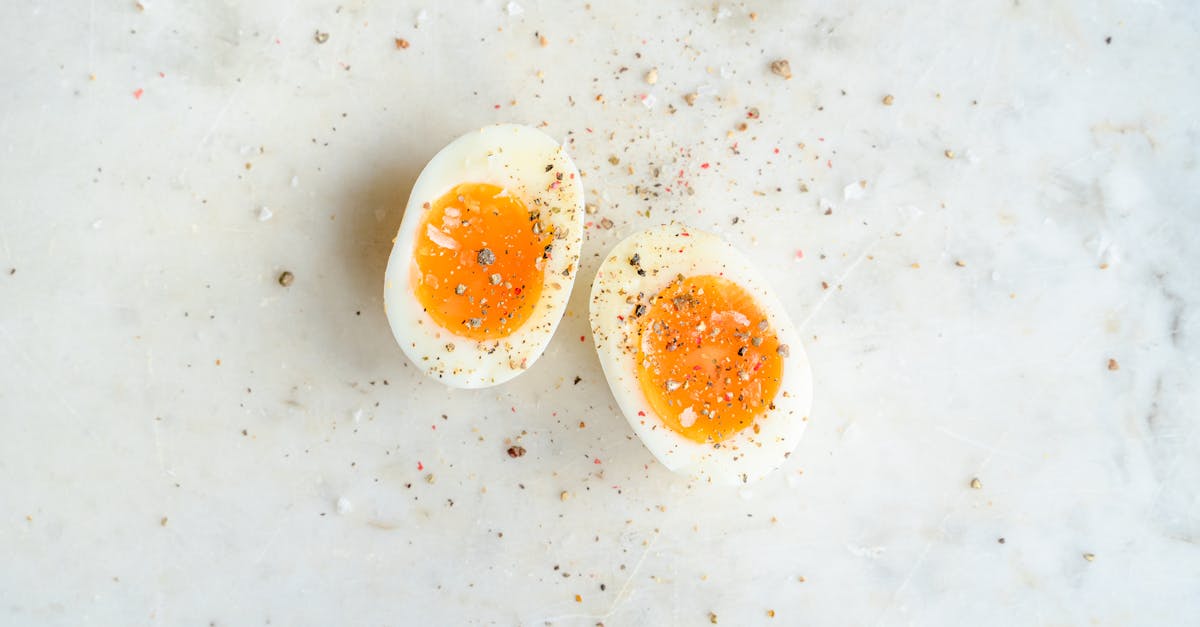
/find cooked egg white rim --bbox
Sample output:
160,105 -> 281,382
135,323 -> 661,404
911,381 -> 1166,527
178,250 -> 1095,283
589,223 -> 812,484
384,124 -> 584,388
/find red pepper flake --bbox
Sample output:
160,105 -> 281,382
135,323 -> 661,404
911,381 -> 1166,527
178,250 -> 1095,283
585,128 -> 593,133
132,88 -> 144,100
593,458 -> 602,465
795,250 -> 804,260
773,147 -> 780,154
431,424 -> 436,430
580,335 -> 586,342
514,287 -> 522,295
617,315 -> 625,321
818,137 -> 825,142
275,38 -> 281,45
158,72 -> 165,78
511,406 -> 516,413
681,231 -> 691,237
827,159 -> 832,169
417,461 -> 424,471
494,104 -> 501,110
638,410 -> 646,416
700,162 -> 710,169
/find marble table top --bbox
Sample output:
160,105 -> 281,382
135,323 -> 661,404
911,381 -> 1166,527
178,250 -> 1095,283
2,0 -> 1198,625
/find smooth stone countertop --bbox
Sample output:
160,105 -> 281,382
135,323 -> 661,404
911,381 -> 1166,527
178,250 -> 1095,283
2,0 -> 1198,625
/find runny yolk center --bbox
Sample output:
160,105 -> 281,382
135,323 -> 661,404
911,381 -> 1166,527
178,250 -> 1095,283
413,182 -> 552,340
635,274 -> 784,443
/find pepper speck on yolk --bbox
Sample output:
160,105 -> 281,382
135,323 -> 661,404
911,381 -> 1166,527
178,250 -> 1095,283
413,182 -> 552,340
635,275 -> 783,443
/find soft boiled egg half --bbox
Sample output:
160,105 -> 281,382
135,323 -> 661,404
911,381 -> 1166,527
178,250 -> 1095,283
384,124 -> 584,388
590,224 -> 812,484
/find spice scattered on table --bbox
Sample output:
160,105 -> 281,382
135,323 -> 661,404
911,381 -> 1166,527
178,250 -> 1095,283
314,31 -> 329,44
970,477 -> 983,489
882,94 -> 895,106
1083,552 -> 1096,561
769,59 -> 792,79
1107,358 -> 1119,371
507,445 -> 526,458
644,68 -> 658,85
395,37 -> 410,49
944,149 -> 956,159
683,92 -> 698,106
278,271 -> 294,287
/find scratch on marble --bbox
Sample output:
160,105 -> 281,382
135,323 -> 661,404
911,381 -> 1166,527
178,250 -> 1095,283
936,426 -> 1034,462
530,528 -> 662,624
87,0 -> 95,74
178,7 -> 295,182
873,424 -> 1014,626
799,210 -> 923,332
0,322 -> 89,435
152,418 -> 173,477
253,519 -> 286,564
798,237 -> 879,333
178,86 -> 242,182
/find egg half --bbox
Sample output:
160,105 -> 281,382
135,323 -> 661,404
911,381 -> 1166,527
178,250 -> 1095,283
384,124 -> 584,388
589,224 -> 812,484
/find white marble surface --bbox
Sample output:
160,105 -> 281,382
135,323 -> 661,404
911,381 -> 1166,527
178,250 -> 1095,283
2,0 -> 1198,625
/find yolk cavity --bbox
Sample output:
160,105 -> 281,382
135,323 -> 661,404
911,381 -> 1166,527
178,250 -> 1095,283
635,275 -> 783,443
414,182 -> 551,340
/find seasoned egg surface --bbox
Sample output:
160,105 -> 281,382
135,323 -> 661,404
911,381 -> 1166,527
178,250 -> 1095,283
384,124 -> 583,388
589,224 -> 812,484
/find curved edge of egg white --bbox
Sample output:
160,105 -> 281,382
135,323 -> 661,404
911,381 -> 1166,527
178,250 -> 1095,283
383,123 -> 584,389
589,223 -> 813,485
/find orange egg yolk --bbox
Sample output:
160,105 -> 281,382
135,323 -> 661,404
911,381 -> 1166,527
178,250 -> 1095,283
635,275 -> 783,443
413,182 -> 552,340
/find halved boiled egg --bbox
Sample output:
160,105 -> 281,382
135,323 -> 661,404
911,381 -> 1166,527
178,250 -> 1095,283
589,224 -> 812,484
384,124 -> 584,388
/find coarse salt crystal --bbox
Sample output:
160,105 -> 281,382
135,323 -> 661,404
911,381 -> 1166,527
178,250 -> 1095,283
336,497 -> 352,515
257,206 -> 273,221
426,224 -> 459,249
843,181 -> 865,201
505,1 -> 523,15
679,407 -> 698,428
640,93 -> 657,109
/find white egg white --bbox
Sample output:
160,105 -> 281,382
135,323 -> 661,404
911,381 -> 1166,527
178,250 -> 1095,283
589,223 -> 812,485
384,124 -> 584,388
